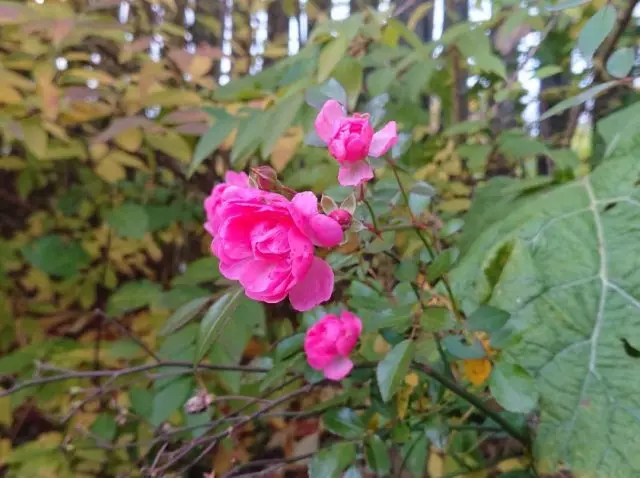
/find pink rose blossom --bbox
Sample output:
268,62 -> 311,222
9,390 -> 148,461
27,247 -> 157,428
204,171 -> 250,237
304,311 -> 363,380
204,181 -> 343,311
314,100 -> 398,187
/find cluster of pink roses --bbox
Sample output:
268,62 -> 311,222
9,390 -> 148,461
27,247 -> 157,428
203,100 -> 396,380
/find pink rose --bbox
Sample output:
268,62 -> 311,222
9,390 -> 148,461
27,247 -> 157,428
304,311 -> 363,380
204,171 -> 250,237
314,100 -> 398,187
204,184 -> 343,311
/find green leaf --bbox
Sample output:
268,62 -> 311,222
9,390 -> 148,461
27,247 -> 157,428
366,68 -> 397,97
275,333 -> 305,361
106,280 -> 162,316
332,57 -> 363,110
185,410 -> 211,438
605,47 -> 634,79
401,434 -> 428,476
539,81 -> 618,120
195,287 -> 244,362
596,101 -> 640,159
377,339 -> 415,402
129,387 -> 153,421
231,110 -> 268,167
450,154 -> 640,476
543,0 -> 590,11
105,203 -> 149,240
318,36 -> 350,83
426,249 -> 456,283
309,442 -> 356,478
260,93 -> 304,157
577,5 -> 616,61
420,308 -> 453,332
409,192 -> 431,217
150,377 -> 193,427
365,435 -> 391,476
365,231 -> 396,254
343,466 -> 362,478
442,336 -> 486,359
90,414 -> 117,442
466,306 -> 510,332
22,235 -> 90,278
395,260 -> 419,282
489,362 -> 538,413
305,78 -> 348,109
535,65 -> 563,79
323,407 -> 366,439
474,54 -> 507,79
159,296 -> 210,336
189,113 -> 236,177
171,257 -> 220,287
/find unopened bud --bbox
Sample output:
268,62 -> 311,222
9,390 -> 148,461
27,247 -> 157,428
328,209 -> 352,230
184,389 -> 214,414
251,166 -> 278,191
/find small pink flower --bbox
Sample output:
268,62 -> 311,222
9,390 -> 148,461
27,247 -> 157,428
204,182 -> 343,311
314,100 -> 398,187
304,311 -> 362,381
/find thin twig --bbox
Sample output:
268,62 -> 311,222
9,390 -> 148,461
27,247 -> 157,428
222,451 -> 316,477
0,361 -> 274,398
93,309 -> 161,362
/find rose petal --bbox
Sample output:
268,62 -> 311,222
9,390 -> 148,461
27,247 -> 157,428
288,257 -> 334,311
337,161 -> 374,187
291,191 -> 318,217
308,214 -> 343,248
314,100 -> 345,143
224,171 -> 249,187
368,121 -> 398,157
323,356 -> 354,381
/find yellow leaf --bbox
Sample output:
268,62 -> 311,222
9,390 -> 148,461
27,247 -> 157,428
189,55 -> 213,78
146,131 -> 192,163
373,335 -> 391,355
438,198 -> 471,214
462,358 -> 492,386
37,77 -> 60,120
0,83 -> 22,104
0,439 -> 12,464
143,90 -> 202,107
96,156 -> 126,183
0,156 -> 25,170
62,101 -> 112,123
270,133 -> 301,172
104,150 -> 148,171
114,128 -> 143,153
61,68 -> 115,86
497,457 -> 528,473
428,448 -> 445,477
89,143 -> 109,160
405,372 -> 419,388
0,391 -> 10,427
21,120 -> 48,159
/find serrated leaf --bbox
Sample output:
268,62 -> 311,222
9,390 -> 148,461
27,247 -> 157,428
106,280 -> 162,316
150,377 -> 193,427
605,47 -> 634,79
489,362 -> 538,413
309,442 -> 356,478
377,340 -> 415,402
539,81 -> 618,120
159,296 -> 210,336
105,202 -> 149,239
323,407 -> 366,439
195,287 -> 244,362
365,435 -> 391,475
577,5 -> 616,61
450,154 -> 640,476
189,114 -> 235,177
22,235 -> 90,278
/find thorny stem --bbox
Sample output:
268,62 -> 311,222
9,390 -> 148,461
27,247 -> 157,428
412,362 -> 529,446
362,197 -> 379,234
387,160 -> 462,320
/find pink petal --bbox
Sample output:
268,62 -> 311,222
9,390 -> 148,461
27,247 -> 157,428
337,161 -> 374,187
224,171 -> 249,187
314,100 -> 345,143
368,121 -> 398,158
291,192 -> 318,216
308,214 -> 343,248
341,311 -> 363,337
288,257 -> 334,312
323,356 -> 354,381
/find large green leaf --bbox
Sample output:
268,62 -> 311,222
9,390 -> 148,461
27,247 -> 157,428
195,287 -> 244,362
377,340 -> 415,402
450,153 -> 640,476
105,203 -> 149,240
189,111 -> 236,177
308,442 -> 356,478
22,235 -> 90,278
577,5 -> 616,61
